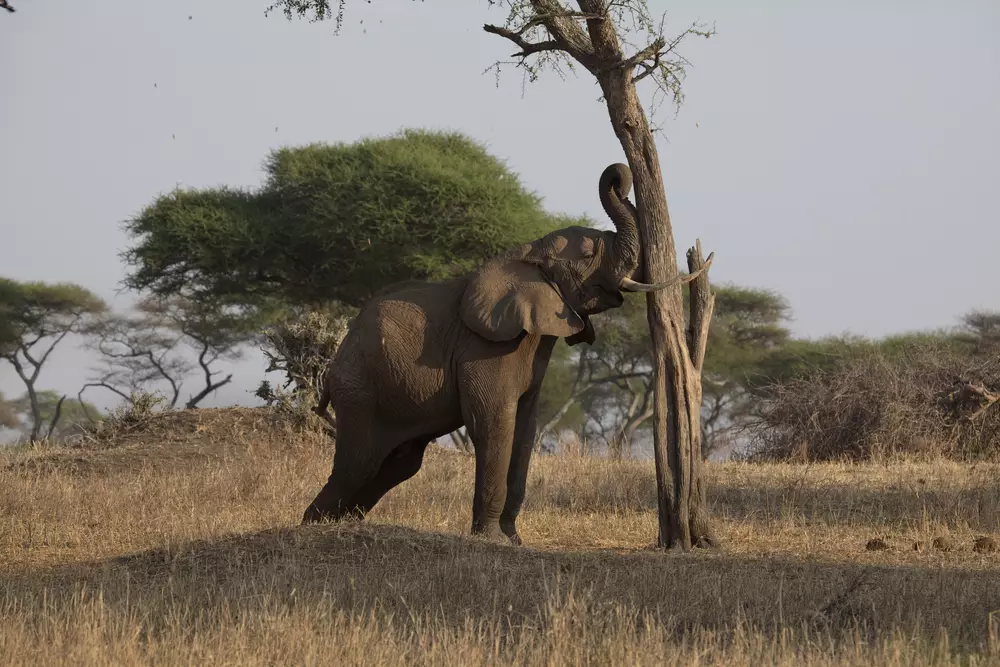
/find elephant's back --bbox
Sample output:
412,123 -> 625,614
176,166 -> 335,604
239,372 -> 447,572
336,280 -> 464,420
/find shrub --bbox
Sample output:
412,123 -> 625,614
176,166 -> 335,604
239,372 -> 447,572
744,341 -> 1000,462
258,309 -> 351,430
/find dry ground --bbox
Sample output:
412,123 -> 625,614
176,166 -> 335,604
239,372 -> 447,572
1,407 -> 1000,665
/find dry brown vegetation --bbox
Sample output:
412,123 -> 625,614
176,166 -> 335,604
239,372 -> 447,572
2,407 -> 1000,665
747,343 -> 1000,463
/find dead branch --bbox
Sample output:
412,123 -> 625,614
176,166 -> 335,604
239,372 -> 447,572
937,380 -> 1000,423
44,394 -> 67,440
686,239 -> 715,373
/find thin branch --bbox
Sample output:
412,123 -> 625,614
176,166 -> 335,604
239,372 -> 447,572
79,381 -> 135,408
185,339 -> 232,408
483,23 -> 560,58
44,395 -> 67,440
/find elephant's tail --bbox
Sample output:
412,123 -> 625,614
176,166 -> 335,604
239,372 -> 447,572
312,382 -> 337,431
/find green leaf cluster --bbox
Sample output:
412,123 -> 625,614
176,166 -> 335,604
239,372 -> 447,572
123,129 -> 581,310
0,278 -> 107,354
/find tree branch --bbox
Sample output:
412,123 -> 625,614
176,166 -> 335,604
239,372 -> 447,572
185,339 -> 232,408
686,240 -> 715,373
79,381 -> 136,408
483,23 -> 560,58
45,395 -> 67,440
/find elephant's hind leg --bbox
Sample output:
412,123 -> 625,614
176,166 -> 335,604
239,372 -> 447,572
348,438 -> 430,517
301,417 -> 383,524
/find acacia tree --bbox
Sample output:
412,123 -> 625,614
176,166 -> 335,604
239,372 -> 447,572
83,295 -> 256,410
122,129 -> 576,311
266,1 -> 718,550
538,285 -> 790,458
0,278 -> 108,441
4,391 -> 102,441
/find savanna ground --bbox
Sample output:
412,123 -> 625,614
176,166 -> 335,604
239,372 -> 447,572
1,408 -> 999,666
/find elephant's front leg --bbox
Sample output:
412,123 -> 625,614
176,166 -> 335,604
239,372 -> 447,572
500,387 -> 541,545
464,400 -> 516,541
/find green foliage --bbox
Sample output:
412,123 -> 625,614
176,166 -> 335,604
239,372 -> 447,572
4,390 -> 102,441
0,391 -> 19,430
537,282 -> 795,456
123,129 -> 579,310
0,277 -> 108,442
0,278 -> 107,353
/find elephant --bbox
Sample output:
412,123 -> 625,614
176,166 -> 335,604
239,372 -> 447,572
302,162 -> 709,544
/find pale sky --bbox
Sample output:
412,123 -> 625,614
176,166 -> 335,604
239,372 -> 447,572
1,0 -> 998,413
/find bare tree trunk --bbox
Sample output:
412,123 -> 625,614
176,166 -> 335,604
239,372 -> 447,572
593,57 -> 718,550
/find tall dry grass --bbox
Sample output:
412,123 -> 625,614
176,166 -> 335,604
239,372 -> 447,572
2,407 -> 1000,665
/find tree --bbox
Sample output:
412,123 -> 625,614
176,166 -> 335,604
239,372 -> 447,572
698,286 -> 790,455
0,278 -> 108,442
122,129 -> 579,312
0,392 -> 20,430
266,1 -> 718,550
958,309 -> 1000,354
537,284 -> 791,458
4,390 -> 102,441
82,295 -> 257,410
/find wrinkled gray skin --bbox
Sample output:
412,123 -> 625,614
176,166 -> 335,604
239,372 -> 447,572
302,163 -> 689,544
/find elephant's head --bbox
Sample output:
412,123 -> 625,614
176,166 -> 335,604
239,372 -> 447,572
460,163 -> 709,346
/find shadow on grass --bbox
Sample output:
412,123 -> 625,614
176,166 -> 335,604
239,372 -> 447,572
3,521 -> 999,650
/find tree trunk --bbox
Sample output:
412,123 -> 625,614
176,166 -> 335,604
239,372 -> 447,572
594,64 -> 718,551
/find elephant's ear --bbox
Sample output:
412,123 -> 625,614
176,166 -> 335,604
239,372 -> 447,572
460,259 -> 585,342
565,315 -> 595,347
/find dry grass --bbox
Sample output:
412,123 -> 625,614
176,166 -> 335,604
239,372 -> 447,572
2,407 -> 1000,665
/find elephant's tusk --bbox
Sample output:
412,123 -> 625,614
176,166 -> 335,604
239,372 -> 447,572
619,252 -> 715,292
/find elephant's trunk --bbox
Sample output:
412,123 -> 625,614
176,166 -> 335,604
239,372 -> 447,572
599,163 -> 641,283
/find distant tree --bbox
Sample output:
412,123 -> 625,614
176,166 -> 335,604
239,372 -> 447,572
537,284 -> 792,458
5,390 -> 102,441
122,129 -> 578,313
0,278 -> 107,441
83,295 -> 257,410
958,309 -> 1000,353
698,286 -> 790,455
0,391 -> 20,430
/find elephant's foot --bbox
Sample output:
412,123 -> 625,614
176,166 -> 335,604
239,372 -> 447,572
301,503 -> 361,525
500,517 -> 523,546
473,519 -> 523,546
301,504 -> 331,524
